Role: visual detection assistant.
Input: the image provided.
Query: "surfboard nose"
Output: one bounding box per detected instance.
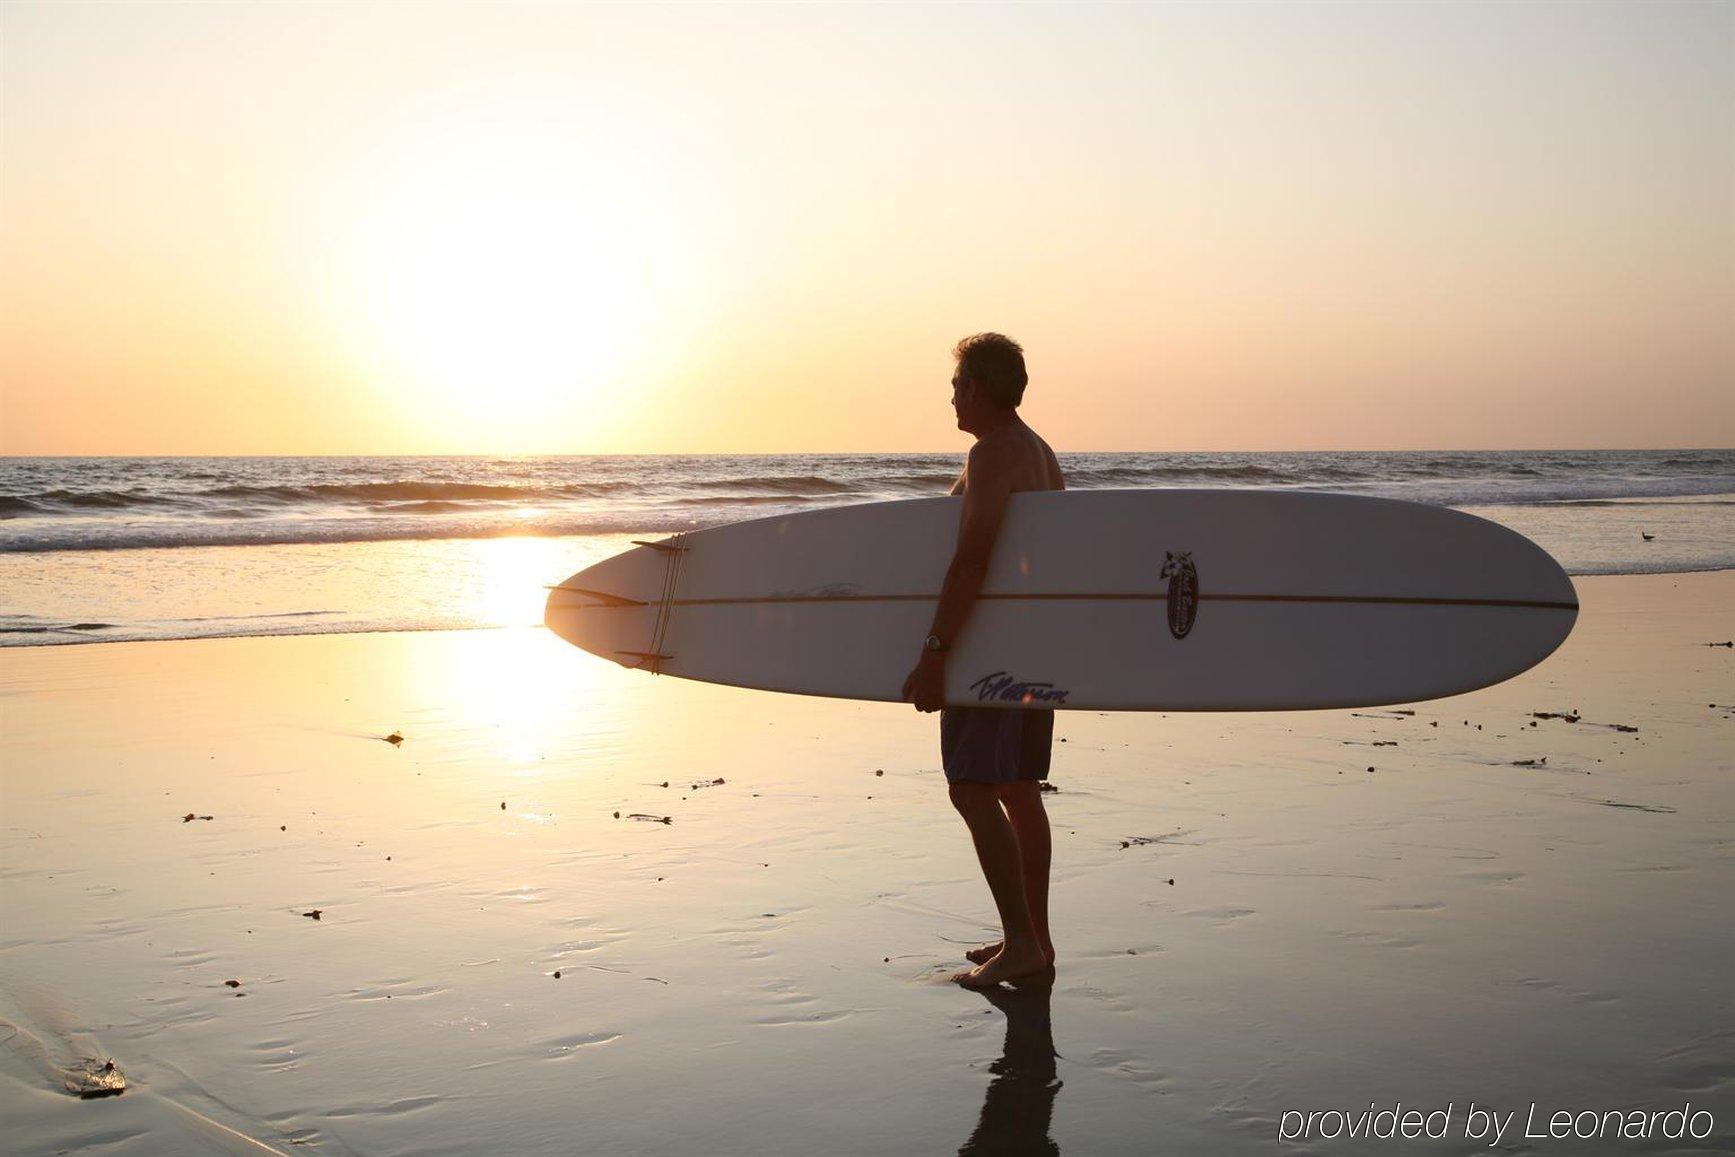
[545,540,688,669]
[545,584,661,667]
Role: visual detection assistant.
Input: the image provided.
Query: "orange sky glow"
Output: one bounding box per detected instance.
[2,2,1730,455]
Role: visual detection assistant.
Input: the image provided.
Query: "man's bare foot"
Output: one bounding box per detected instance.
[952,943,1054,989]
[966,939,1056,966]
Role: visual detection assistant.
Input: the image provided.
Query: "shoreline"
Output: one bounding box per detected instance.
[6,561,1733,653]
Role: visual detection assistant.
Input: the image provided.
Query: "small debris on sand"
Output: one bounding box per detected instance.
[1167,878,1175,886]
[1533,711,1582,722]
[223,979,241,988]
[1512,758,1547,767]
[1610,724,1639,733]
[553,970,561,979]
[1591,799,1676,814]
[1121,833,1188,849]
[280,825,287,831]
[383,731,404,746]
[1039,782,1059,793]
[181,813,214,823]
[612,811,620,819]
[1367,766,1375,773]
[500,801,506,810]
[1705,640,1733,648]
[65,1058,125,1099]
[874,769,884,776]
[626,813,672,824]
[302,909,322,920]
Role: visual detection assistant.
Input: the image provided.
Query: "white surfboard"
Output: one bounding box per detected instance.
[545,490,1577,711]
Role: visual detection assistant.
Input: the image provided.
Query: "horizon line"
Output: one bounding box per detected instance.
[2,445,1732,461]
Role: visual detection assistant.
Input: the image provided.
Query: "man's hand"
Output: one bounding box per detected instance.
[901,651,947,713]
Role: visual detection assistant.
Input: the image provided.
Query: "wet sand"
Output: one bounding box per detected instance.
[1,572,1730,1155]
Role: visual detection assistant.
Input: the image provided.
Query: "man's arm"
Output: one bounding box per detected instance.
[928,438,1014,647]
[903,438,1014,710]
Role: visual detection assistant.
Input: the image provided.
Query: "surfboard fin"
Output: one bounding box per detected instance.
[546,586,647,607]
[632,538,689,553]
[613,650,673,672]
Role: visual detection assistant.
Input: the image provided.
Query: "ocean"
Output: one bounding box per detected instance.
[2,450,1731,646]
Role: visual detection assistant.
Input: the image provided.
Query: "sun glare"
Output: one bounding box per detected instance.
[385,192,634,395]
[314,133,653,450]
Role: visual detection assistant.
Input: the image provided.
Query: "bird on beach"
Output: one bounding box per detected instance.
[1641,532,1655,541]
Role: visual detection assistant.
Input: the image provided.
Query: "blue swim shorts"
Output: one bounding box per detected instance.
[941,707,1054,784]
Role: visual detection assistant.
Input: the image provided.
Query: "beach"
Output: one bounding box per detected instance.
[2,570,1729,1155]
[7,0,1731,1149]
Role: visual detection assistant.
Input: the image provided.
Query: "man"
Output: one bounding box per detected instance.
[902,333,1064,989]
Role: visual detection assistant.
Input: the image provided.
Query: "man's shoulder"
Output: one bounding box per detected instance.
[967,430,1013,462]
[970,423,1040,456]
[971,424,1056,466]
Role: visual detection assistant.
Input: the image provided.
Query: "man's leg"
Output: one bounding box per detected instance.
[966,784,1056,966]
[949,781,1050,986]
[1000,781,1053,961]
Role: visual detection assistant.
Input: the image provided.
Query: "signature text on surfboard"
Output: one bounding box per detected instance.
[970,672,1071,705]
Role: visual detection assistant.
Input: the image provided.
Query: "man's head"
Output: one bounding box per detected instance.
[950,333,1027,433]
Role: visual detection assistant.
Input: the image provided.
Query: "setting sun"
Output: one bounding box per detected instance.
[304,126,656,449]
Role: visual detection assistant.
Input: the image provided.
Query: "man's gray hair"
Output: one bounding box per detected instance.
[953,333,1028,409]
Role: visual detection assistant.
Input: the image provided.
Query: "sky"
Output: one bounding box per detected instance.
[2,1,1730,455]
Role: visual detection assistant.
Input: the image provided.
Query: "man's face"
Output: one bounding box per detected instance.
[951,372,971,429]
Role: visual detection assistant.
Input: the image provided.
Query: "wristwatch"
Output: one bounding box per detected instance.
[923,633,949,654]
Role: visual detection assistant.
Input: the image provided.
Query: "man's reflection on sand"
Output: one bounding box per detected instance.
[957,973,1061,1156]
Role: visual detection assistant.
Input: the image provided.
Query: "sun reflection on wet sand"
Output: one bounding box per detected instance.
[475,536,582,632]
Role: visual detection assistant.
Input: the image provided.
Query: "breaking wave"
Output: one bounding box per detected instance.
[2,450,1730,553]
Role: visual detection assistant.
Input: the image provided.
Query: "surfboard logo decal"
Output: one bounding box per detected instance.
[1161,551,1199,639]
[970,672,1070,705]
